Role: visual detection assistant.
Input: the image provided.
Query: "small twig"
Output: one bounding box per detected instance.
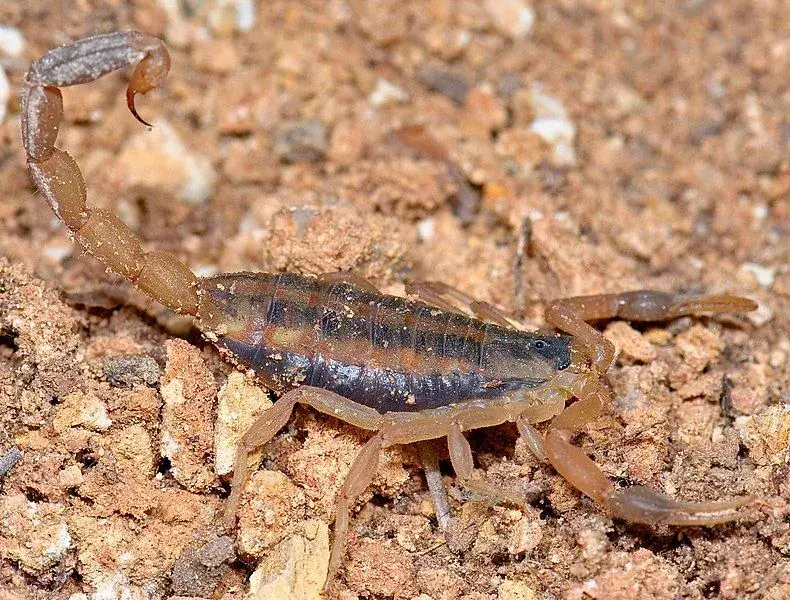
[513,216,533,306]
[412,538,448,557]
[0,447,23,478]
[720,374,734,425]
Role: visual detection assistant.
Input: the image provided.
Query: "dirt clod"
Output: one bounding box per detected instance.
[103,354,161,388]
[160,339,218,491]
[248,520,329,600]
[170,535,235,597]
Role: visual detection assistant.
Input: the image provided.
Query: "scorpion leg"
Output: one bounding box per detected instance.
[516,419,547,462]
[21,32,199,315]
[516,379,752,526]
[469,300,525,330]
[408,280,522,328]
[543,428,752,526]
[406,281,462,313]
[326,431,384,591]
[224,388,301,529]
[225,385,386,590]
[224,386,383,528]
[320,271,380,294]
[417,441,451,530]
[546,290,757,372]
[447,422,525,506]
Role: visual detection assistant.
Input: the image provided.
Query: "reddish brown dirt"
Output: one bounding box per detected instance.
[0,2,788,599]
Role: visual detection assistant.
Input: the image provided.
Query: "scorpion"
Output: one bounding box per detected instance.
[22,31,757,592]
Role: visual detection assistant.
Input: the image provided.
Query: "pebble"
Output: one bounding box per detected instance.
[237,470,307,557]
[117,120,217,204]
[0,447,23,478]
[214,372,272,476]
[274,121,328,163]
[463,86,508,136]
[171,536,235,597]
[507,516,543,556]
[58,464,84,489]
[103,355,161,388]
[369,78,409,107]
[208,0,258,35]
[235,0,257,31]
[0,65,8,125]
[415,567,465,599]
[417,218,436,241]
[0,25,24,57]
[742,262,776,287]
[247,520,329,600]
[160,339,217,491]
[52,393,112,432]
[112,424,156,478]
[604,321,658,363]
[87,573,141,600]
[498,579,539,600]
[529,83,577,166]
[2,494,72,574]
[417,64,471,104]
[327,118,366,167]
[741,404,790,466]
[746,301,774,327]
[484,0,536,40]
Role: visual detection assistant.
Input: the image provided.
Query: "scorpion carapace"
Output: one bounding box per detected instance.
[22,31,759,593]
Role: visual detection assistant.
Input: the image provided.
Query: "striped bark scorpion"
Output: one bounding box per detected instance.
[23,32,758,592]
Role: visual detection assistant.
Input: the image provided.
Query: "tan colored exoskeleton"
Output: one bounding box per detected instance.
[22,31,758,593]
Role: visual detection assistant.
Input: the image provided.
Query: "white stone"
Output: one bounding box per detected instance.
[4,497,73,574]
[0,65,8,125]
[0,25,24,57]
[53,393,112,432]
[529,83,576,166]
[90,573,140,600]
[214,372,273,476]
[484,0,535,39]
[417,218,435,241]
[208,0,257,34]
[160,430,180,463]
[369,78,409,106]
[746,301,774,327]
[752,202,768,221]
[743,262,776,287]
[44,522,72,564]
[235,0,257,31]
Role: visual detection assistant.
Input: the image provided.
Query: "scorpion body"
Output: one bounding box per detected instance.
[21,31,758,593]
[201,272,572,412]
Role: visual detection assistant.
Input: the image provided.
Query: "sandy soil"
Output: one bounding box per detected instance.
[0,1,788,599]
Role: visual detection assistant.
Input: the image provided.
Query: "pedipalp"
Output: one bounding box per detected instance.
[546,290,758,372]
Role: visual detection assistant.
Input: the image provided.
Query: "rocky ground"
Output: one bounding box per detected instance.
[0,1,788,599]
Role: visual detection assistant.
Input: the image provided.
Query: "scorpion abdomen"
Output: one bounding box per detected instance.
[197,272,572,414]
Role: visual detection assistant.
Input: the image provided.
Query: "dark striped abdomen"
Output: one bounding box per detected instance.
[197,272,571,414]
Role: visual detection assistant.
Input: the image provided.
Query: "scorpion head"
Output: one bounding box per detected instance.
[529,334,573,371]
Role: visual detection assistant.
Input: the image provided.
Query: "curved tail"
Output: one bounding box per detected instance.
[21,31,198,315]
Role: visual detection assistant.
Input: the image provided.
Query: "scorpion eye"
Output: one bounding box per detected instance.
[534,340,548,350]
